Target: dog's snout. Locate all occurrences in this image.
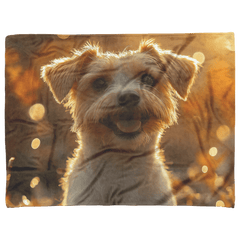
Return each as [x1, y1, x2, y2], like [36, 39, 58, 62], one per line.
[118, 91, 140, 107]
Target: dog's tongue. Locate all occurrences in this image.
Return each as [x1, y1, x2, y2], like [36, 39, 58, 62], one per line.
[116, 120, 141, 133]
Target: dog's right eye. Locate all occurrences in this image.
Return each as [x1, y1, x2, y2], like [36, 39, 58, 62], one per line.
[92, 78, 108, 91]
[141, 74, 155, 87]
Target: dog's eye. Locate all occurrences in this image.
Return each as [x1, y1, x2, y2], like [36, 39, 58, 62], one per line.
[92, 78, 108, 91]
[141, 74, 155, 87]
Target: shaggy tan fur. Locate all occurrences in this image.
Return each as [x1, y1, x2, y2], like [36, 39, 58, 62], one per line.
[41, 39, 199, 205]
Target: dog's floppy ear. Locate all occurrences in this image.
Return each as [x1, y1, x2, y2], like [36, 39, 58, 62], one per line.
[41, 45, 98, 103]
[139, 39, 199, 101]
[163, 53, 199, 100]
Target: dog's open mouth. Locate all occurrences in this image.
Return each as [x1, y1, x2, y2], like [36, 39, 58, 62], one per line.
[100, 111, 149, 139]
[116, 119, 141, 133]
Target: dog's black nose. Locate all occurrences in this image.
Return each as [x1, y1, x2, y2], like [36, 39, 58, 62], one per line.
[118, 91, 140, 107]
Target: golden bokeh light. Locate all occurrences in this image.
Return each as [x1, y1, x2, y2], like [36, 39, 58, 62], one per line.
[31, 138, 41, 149]
[57, 35, 70, 39]
[209, 147, 218, 157]
[216, 200, 225, 207]
[8, 157, 15, 167]
[193, 52, 205, 64]
[30, 177, 40, 188]
[22, 195, 30, 205]
[215, 176, 224, 188]
[29, 103, 45, 121]
[202, 165, 208, 173]
[216, 125, 230, 141]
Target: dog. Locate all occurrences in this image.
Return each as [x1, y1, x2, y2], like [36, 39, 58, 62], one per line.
[41, 39, 199, 205]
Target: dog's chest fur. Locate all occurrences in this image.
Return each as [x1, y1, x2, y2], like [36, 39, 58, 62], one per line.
[66, 134, 176, 205]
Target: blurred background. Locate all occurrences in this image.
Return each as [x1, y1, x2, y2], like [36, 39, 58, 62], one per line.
[5, 33, 235, 207]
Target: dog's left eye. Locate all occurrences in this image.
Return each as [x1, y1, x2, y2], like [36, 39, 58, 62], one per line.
[141, 74, 155, 87]
[92, 78, 108, 91]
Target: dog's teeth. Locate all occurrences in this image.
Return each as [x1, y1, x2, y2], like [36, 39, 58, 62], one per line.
[117, 120, 141, 133]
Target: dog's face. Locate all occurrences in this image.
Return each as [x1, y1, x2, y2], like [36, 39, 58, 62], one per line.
[41, 40, 199, 148]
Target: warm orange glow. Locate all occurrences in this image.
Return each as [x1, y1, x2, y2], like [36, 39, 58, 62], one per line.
[216, 125, 230, 141]
[186, 199, 193, 206]
[226, 186, 232, 193]
[209, 147, 218, 157]
[22, 195, 30, 205]
[31, 138, 41, 149]
[193, 52, 205, 64]
[207, 60, 234, 128]
[57, 35, 70, 39]
[187, 165, 200, 179]
[30, 177, 40, 188]
[202, 165, 208, 173]
[225, 40, 235, 51]
[196, 153, 222, 192]
[5, 49, 20, 65]
[29, 103, 45, 121]
[195, 193, 201, 200]
[216, 200, 225, 207]
[214, 34, 235, 52]
[6, 67, 42, 105]
[56, 168, 65, 175]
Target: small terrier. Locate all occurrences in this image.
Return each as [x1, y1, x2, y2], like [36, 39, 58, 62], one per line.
[41, 39, 199, 205]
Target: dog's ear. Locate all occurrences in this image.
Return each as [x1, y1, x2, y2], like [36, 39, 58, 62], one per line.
[163, 53, 199, 100]
[139, 39, 164, 61]
[41, 45, 98, 103]
[139, 39, 199, 101]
